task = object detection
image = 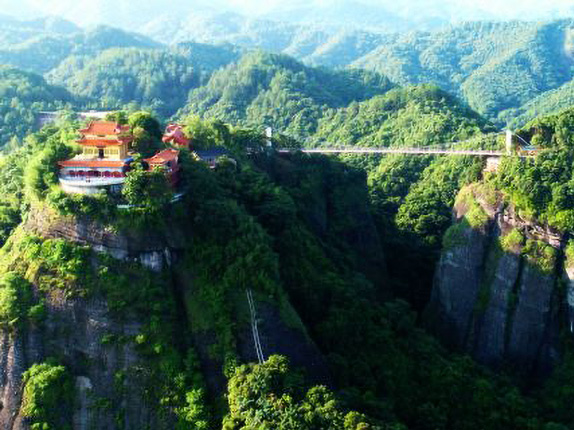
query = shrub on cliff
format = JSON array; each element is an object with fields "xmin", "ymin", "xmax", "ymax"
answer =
[
  {"xmin": 23, "ymin": 127, "xmax": 76, "ymax": 201},
  {"xmin": 21, "ymin": 362, "xmax": 73, "ymax": 430},
  {"xmin": 0, "ymin": 272, "xmax": 36, "ymax": 328},
  {"xmin": 522, "ymin": 239, "xmax": 557, "ymax": 275}
]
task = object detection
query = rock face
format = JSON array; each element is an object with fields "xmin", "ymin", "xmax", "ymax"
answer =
[
  {"xmin": 24, "ymin": 205, "xmax": 185, "ymax": 272},
  {"xmin": 564, "ymin": 268, "xmax": 574, "ymax": 333},
  {"xmin": 0, "ymin": 293, "xmax": 164, "ymax": 430},
  {"xmin": 236, "ymin": 299, "xmax": 331, "ymax": 386},
  {"xmin": 426, "ymin": 186, "xmax": 563, "ymax": 376},
  {"xmin": 0, "ymin": 208, "xmax": 181, "ymax": 429}
]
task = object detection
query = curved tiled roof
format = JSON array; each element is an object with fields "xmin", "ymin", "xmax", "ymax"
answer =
[
  {"xmin": 145, "ymin": 148, "xmax": 180, "ymax": 165},
  {"xmin": 79, "ymin": 121, "xmax": 130, "ymax": 135}
]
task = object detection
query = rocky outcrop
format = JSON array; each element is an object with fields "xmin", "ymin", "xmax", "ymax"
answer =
[
  {"xmin": 24, "ymin": 205, "xmax": 185, "ymax": 272},
  {"xmin": 0, "ymin": 207, "xmax": 185, "ymax": 429},
  {"xmin": 426, "ymin": 185, "xmax": 564, "ymax": 376}
]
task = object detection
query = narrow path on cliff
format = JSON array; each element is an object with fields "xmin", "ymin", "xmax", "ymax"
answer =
[{"xmin": 246, "ymin": 288, "xmax": 265, "ymax": 363}]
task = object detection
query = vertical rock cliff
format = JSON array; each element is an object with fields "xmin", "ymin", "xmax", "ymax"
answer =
[{"xmin": 426, "ymin": 184, "xmax": 564, "ymax": 376}]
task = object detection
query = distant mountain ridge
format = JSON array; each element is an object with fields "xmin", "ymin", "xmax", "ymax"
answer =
[
  {"xmin": 0, "ymin": 25, "xmax": 160, "ymax": 73},
  {"xmin": 4, "ymin": 0, "xmax": 574, "ymax": 35},
  {"xmin": 1, "ymin": 13, "xmax": 574, "ymax": 128}
]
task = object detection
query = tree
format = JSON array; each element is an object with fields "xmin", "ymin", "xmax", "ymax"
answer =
[
  {"xmin": 0, "ymin": 272, "xmax": 33, "ymax": 328},
  {"xmin": 105, "ymin": 111, "xmax": 129, "ymax": 125},
  {"xmin": 224, "ymin": 355, "xmax": 383, "ymax": 430},
  {"xmin": 21, "ymin": 362, "xmax": 74, "ymax": 430},
  {"xmin": 122, "ymin": 162, "xmax": 172, "ymax": 227},
  {"xmin": 128, "ymin": 111, "xmax": 162, "ymax": 139},
  {"xmin": 127, "ymin": 111, "xmax": 163, "ymax": 157}
]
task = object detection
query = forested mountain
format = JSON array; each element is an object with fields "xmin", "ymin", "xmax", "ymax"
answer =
[
  {"xmin": 6, "ymin": 0, "xmax": 574, "ymax": 37},
  {"xmin": 313, "ymin": 85, "xmax": 494, "ymax": 146},
  {"xmin": 4, "ymin": 13, "xmax": 574, "ymax": 128},
  {"xmin": 0, "ymin": 66, "xmax": 72, "ymax": 147},
  {"xmin": 152, "ymin": 17, "xmax": 574, "ymax": 128},
  {"xmin": 181, "ymin": 52, "xmax": 495, "ymax": 145},
  {"xmin": 43, "ymin": 43, "xmax": 241, "ymax": 117},
  {"xmin": 0, "ymin": 14, "xmax": 79, "ymax": 47},
  {"xmin": 352, "ymin": 20, "xmax": 574, "ymax": 124},
  {"xmin": 0, "ymin": 25, "xmax": 160, "ymax": 74},
  {"xmin": 505, "ymin": 79, "xmax": 574, "ymax": 127},
  {"xmin": 47, "ymin": 48, "xmax": 204, "ymax": 116},
  {"xmin": 181, "ymin": 51, "xmax": 393, "ymax": 138},
  {"xmin": 149, "ymin": 17, "xmax": 574, "ymax": 128},
  {"xmin": 2, "ymin": 9, "xmax": 574, "ymax": 425}
]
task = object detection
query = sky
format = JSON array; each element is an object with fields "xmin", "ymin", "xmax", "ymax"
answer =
[
  {"xmin": 1, "ymin": 0, "xmax": 573, "ymax": 26},
  {"xmin": 228, "ymin": 0, "xmax": 574, "ymax": 18}
]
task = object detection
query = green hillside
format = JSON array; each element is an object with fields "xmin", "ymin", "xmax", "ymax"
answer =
[
  {"xmin": 181, "ymin": 51, "xmax": 393, "ymax": 138},
  {"xmin": 352, "ymin": 20, "xmax": 574, "ymax": 124},
  {"xmin": 0, "ymin": 12, "xmax": 573, "ymax": 429},
  {"xmin": 0, "ymin": 66, "xmax": 72, "ymax": 147},
  {"xmin": 0, "ymin": 25, "xmax": 160, "ymax": 74},
  {"xmin": 503, "ymin": 79, "xmax": 574, "ymax": 127},
  {"xmin": 0, "ymin": 114, "xmax": 567, "ymax": 429},
  {"xmin": 156, "ymin": 17, "xmax": 574, "ymax": 128},
  {"xmin": 0, "ymin": 15, "xmax": 79, "ymax": 47},
  {"xmin": 312, "ymin": 85, "xmax": 495, "ymax": 147},
  {"xmin": 47, "ymin": 48, "xmax": 203, "ymax": 116}
]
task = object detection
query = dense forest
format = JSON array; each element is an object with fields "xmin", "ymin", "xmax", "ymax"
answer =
[
  {"xmin": 0, "ymin": 66, "xmax": 72, "ymax": 147},
  {"xmin": 47, "ymin": 48, "xmax": 203, "ymax": 116},
  {"xmin": 181, "ymin": 51, "xmax": 393, "ymax": 139}
]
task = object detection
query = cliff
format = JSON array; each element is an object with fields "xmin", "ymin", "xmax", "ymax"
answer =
[
  {"xmin": 426, "ymin": 184, "xmax": 565, "ymax": 376},
  {"xmin": 0, "ymin": 196, "xmax": 331, "ymax": 429},
  {"xmin": 0, "ymin": 223, "xmax": 172, "ymax": 430}
]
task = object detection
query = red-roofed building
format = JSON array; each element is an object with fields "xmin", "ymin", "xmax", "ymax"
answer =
[
  {"xmin": 145, "ymin": 148, "xmax": 181, "ymax": 187},
  {"xmin": 59, "ymin": 121, "xmax": 183, "ymax": 195},
  {"xmin": 79, "ymin": 121, "xmax": 131, "ymax": 136},
  {"xmin": 58, "ymin": 121, "xmax": 134, "ymax": 194},
  {"xmin": 162, "ymin": 124, "xmax": 190, "ymax": 148}
]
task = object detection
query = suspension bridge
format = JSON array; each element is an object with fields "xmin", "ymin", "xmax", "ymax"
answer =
[
  {"xmin": 277, "ymin": 130, "xmax": 534, "ymax": 157},
  {"xmin": 285, "ymin": 147, "xmax": 506, "ymax": 156}
]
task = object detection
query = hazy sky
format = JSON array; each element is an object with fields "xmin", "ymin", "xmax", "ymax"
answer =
[
  {"xmin": 2, "ymin": 0, "xmax": 573, "ymax": 24},
  {"xmin": 228, "ymin": 0, "xmax": 574, "ymax": 17}
]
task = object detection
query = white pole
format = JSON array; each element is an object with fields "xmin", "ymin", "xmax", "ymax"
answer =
[{"xmin": 505, "ymin": 130, "xmax": 513, "ymax": 155}]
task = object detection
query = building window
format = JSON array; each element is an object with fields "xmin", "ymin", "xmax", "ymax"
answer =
[{"xmin": 98, "ymin": 148, "xmax": 104, "ymax": 158}]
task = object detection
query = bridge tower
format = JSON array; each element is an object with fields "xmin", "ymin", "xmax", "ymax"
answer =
[{"xmin": 505, "ymin": 129, "xmax": 513, "ymax": 155}]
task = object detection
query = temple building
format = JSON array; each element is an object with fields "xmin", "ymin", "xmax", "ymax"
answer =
[
  {"xmin": 144, "ymin": 148, "xmax": 181, "ymax": 187},
  {"xmin": 162, "ymin": 124, "xmax": 190, "ymax": 148},
  {"xmin": 192, "ymin": 147, "xmax": 231, "ymax": 168},
  {"xmin": 58, "ymin": 121, "xmax": 133, "ymax": 194},
  {"xmin": 59, "ymin": 121, "xmax": 181, "ymax": 195}
]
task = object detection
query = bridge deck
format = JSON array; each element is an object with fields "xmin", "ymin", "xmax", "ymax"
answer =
[{"xmin": 279, "ymin": 148, "xmax": 505, "ymax": 156}]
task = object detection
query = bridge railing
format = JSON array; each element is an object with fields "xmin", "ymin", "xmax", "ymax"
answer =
[
  {"xmin": 279, "ymin": 148, "xmax": 505, "ymax": 156},
  {"xmin": 274, "ymin": 131, "xmax": 533, "ymax": 157}
]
